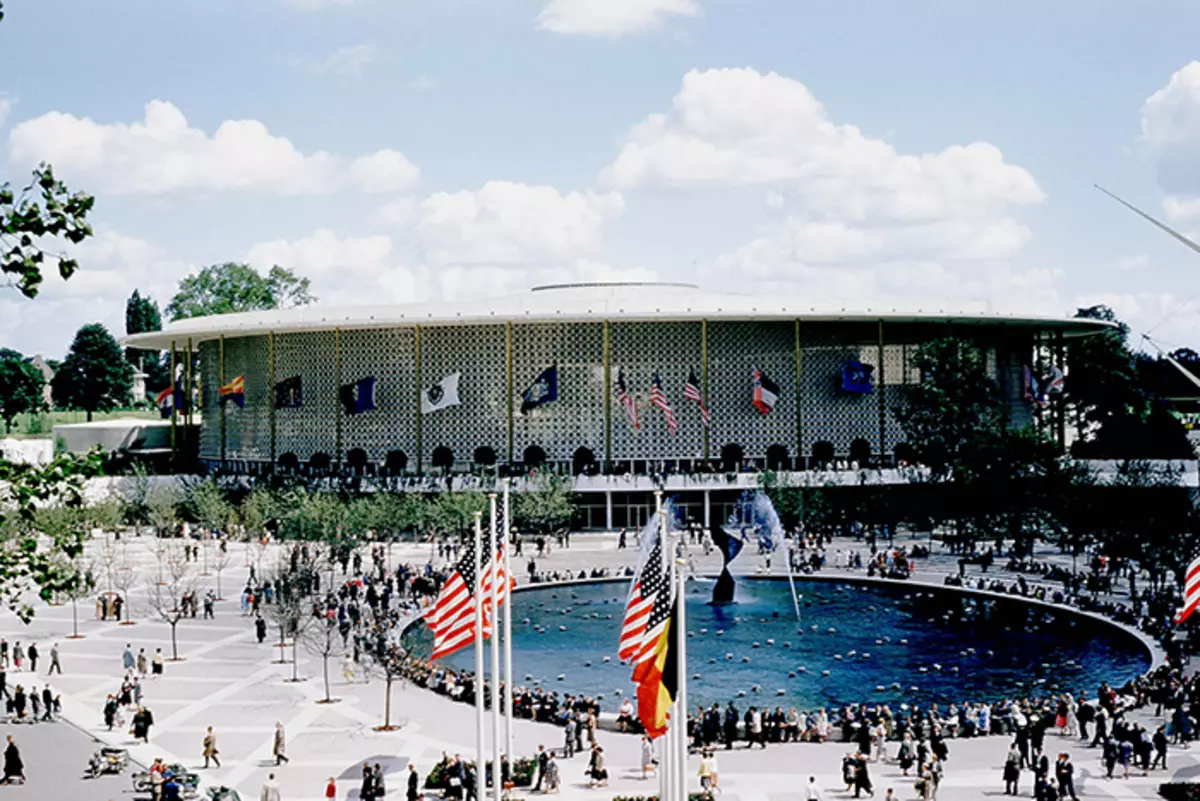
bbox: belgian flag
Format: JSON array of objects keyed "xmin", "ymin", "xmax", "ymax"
[{"xmin": 631, "ymin": 556, "xmax": 680, "ymax": 739}]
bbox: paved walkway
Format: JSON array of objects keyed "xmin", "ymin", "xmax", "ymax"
[{"xmin": 0, "ymin": 531, "xmax": 1185, "ymax": 801}]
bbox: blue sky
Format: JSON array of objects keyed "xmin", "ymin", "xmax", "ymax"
[{"xmin": 4, "ymin": 0, "xmax": 1200, "ymax": 357}]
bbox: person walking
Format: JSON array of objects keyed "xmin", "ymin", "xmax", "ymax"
[
  {"xmin": 47, "ymin": 643, "xmax": 61, "ymax": 675},
  {"xmin": 40, "ymin": 685, "xmax": 52, "ymax": 721},
  {"xmin": 641, "ymin": 735, "xmax": 656, "ymax": 779},
  {"xmin": 372, "ymin": 764, "xmax": 386, "ymax": 799},
  {"xmin": 804, "ymin": 776, "xmax": 825, "ymax": 801},
  {"xmin": 407, "ymin": 763, "xmax": 420, "ymax": 801},
  {"xmin": 2, "ymin": 736, "xmax": 23, "ymax": 785},
  {"xmin": 1152, "ymin": 726, "xmax": 1169, "ymax": 771},
  {"xmin": 203, "ymin": 726, "xmax": 221, "ymax": 768},
  {"xmin": 853, "ymin": 751, "xmax": 874, "ymax": 798},
  {"xmin": 152, "ymin": 648, "xmax": 164, "ymax": 677},
  {"xmin": 132, "ymin": 704, "xmax": 154, "ymax": 744},
  {"xmin": 1056, "ymin": 753, "xmax": 1077, "ymax": 801},
  {"xmin": 360, "ymin": 764, "xmax": 375, "ymax": 801},
  {"xmin": 26, "ymin": 644, "xmax": 37, "ymax": 674},
  {"xmin": 274, "ymin": 722, "xmax": 290, "ymax": 765},
  {"xmin": 136, "ymin": 648, "xmax": 148, "ymax": 677},
  {"xmin": 12, "ymin": 642, "xmax": 23, "ymax": 672},
  {"xmin": 123, "ymin": 643, "xmax": 135, "ymax": 672},
  {"xmin": 1004, "ymin": 743, "xmax": 1021, "ymax": 795},
  {"xmin": 260, "ymin": 772, "xmax": 282, "ymax": 801}
]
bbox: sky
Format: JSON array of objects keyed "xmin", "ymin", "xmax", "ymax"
[{"xmin": 4, "ymin": 0, "xmax": 1200, "ymax": 358}]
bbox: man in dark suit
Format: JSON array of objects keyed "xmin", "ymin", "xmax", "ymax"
[{"xmin": 407, "ymin": 763, "xmax": 420, "ymax": 801}]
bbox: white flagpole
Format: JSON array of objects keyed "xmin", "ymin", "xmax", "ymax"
[
  {"xmin": 675, "ymin": 538, "xmax": 689, "ymax": 801},
  {"xmin": 473, "ymin": 511, "xmax": 486, "ymax": 794},
  {"xmin": 489, "ymin": 493, "xmax": 502, "ymax": 801},
  {"xmin": 654, "ymin": 492, "xmax": 669, "ymax": 801},
  {"xmin": 503, "ymin": 481, "xmax": 514, "ymax": 762}
]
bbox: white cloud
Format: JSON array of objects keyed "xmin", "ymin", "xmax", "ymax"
[
  {"xmin": 537, "ymin": 0, "xmax": 699, "ymax": 37},
  {"xmin": 245, "ymin": 229, "xmax": 417, "ymax": 306},
  {"xmin": 1116, "ymin": 254, "xmax": 1150, "ymax": 273},
  {"xmin": 308, "ymin": 44, "xmax": 376, "ymax": 77},
  {"xmin": 1142, "ymin": 62, "xmax": 1200, "ymax": 223},
  {"xmin": 413, "ymin": 181, "xmax": 624, "ymax": 266},
  {"xmin": 0, "ymin": 97, "xmax": 13, "ymax": 129},
  {"xmin": 7, "ymin": 100, "xmax": 419, "ymax": 196}
]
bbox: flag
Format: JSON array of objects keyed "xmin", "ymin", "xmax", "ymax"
[
  {"xmin": 1024, "ymin": 366, "xmax": 1047, "ymax": 407},
  {"xmin": 426, "ymin": 537, "xmax": 505, "ymax": 660},
  {"xmin": 219, "ymin": 376, "xmax": 245, "ymax": 409},
  {"xmin": 649, "ymin": 372, "xmax": 678, "ymax": 434},
  {"xmin": 614, "ymin": 368, "xmax": 640, "ymax": 431},
  {"xmin": 1046, "ymin": 365, "xmax": 1065, "ymax": 395},
  {"xmin": 683, "ymin": 370, "xmax": 710, "ymax": 427},
  {"xmin": 156, "ymin": 387, "xmax": 174, "ymax": 419},
  {"xmin": 520, "ymin": 363, "xmax": 559, "ymax": 414},
  {"xmin": 752, "ymin": 368, "xmax": 779, "ymax": 415},
  {"xmin": 841, "ymin": 360, "xmax": 874, "ymax": 395},
  {"xmin": 629, "ymin": 539, "xmax": 678, "ymax": 739},
  {"xmin": 1176, "ymin": 555, "xmax": 1200, "ymax": 624},
  {"xmin": 618, "ymin": 513, "xmax": 663, "ymax": 662},
  {"xmin": 274, "ymin": 376, "xmax": 303, "ymax": 409},
  {"xmin": 340, "ymin": 377, "xmax": 377, "ymax": 416},
  {"xmin": 422, "ymin": 372, "xmax": 462, "ymax": 414}
]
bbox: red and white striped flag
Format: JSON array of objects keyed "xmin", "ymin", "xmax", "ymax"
[
  {"xmin": 615, "ymin": 368, "xmax": 640, "ymax": 431},
  {"xmin": 649, "ymin": 372, "xmax": 678, "ymax": 435},
  {"xmin": 426, "ymin": 537, "xmax": 508, "ymax": 660},
  {"xmin": 1175, "ymin": 555, "xmax": 1200, "ymax": 624},
  {"xmin": 683, "ymin": 369, "xmax": 710, "ymax": 427}
]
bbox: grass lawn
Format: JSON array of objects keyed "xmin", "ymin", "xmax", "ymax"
[{"xmin": 3, "ymin": 409, "xmax": 159, "ymax": 438}]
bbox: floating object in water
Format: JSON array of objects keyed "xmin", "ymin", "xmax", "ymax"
[
  {"xmin": 891, "ymin": 682, "xmax": 902, "ymax": 690},
  {"xmin": 797, "ymin": 666, "xmax": 807, "ymax": 673},
  {"xmin": 875, "ymin": 639, "xmax": 883, "ymax": 645},
  {"xmin": 525, "ymin": 674, "xmax": 534, "ymax": 680},
  {"xmin": 950, "ymin": 666, "xmax": 959, "ymax": 673},
  {"xmin": 725, "ymin": 653, "xmax": 734, "ymax": 660},
  {"xmin": 559, "ymin": 625, "xmax": 568, "ymax": 631},
  {"xmin": 909, "ymin": 686, "xmax": 919, "ymax": 692},
  {"xmin": 827, "ymin": 627, "xmax": 837, "ymax": 633},
  {"xmin": 783, "ymin": 641, "xmax": 792, "ymax": 648},
  {"xmin": 967, "ymin": 647, "xmax": 976, "ymax": 654},
  {"xmin": 861, "ymin": 653, "xmax": 871, "ymax": 659},
  {"xmin": 716, "ymin": 630, "xmax": 725, "ymax": 636},
  {"xmin": 766, "ymin": 638, "xmax": 775, "ymax": 646},
  {"xmin": 741, "ymin": 656, "xmax": 751, "ymax": 663},
  {"xmin": 597, "ymin": 694, "xmax": 604, "ymax": 701},
  {"xmin": 733, "ymin": 617, "xmax": 741, "ymax": 623},
  {"xmin": 788, "ymin": 672, "xmax": 796, "ymax": 678},
  {"xmin": 614, "ymin": 689, "xmax": 622, "ymax": 695},
  {"xmin": 751, "ymin": 685, "xmax": 761, "ymax": 693},
  {"xmin": 777, "ymin": 689, "xmax": 786, "ymax": 696},
  {"xmin": 847, "ymin": 650, "xmax": 856, "ymax": 657},
  {"xmin": 833, "ymin": 655, "xmax": 843, "ymax": 661},
  {"xmin": 933, "ymin": 664, "xmax": 942, "ymax": 671},
  {"xmin": 688, "ymin": 632, "xmax": 695, "ymax": 638},
  {"xmin": 737, "ymin": 690, "xmax": 746, "ymax": 697},
  {"xmin": 584, "ymin": 661, "xmax": 591, "ymax": 667},
  {"xmin": 522, "ymin": 618, "xmax": 531, "ymax": 625},
  {"xmin": 876, "ymin": 685, "xmax": 885, "ymax": 692},
  {"xmin": 918, "ymin": 667, "xmax": 928, "ymax": 673},
  {"xmin": 821, "ymin": 670, "xmax": 831, "ymax": 676},
  {"xmin": 752, "ymin": 642, "xmax": 760, "ymax": 649},
  {"xmin": 557, "ymin": 674, "xmax": 565, "ymax": 681},
  {"xmin": 899, "ymin": 639, "xmax": 908, "ymax": 645},
  {"xmin": 811, "ymin": 625, "xmax": 818, "ymax": 631},
  {"xmin": 605, "ymin": 614, "xmax": 613, "ymax": 620},
  {"xmin": 699, "ymin": 628, "xmax": 708, "ymax": 635},
  {"xmin": 602, "ymin": 656, "xmax": 611, "ymax": 663},
  {"xmin": 693, "ymin": 674, "xmax": 701, "ymax": 680},
  {"xmin": 708, "ymin": 658, "xmax": 716, "ymax": 664}
]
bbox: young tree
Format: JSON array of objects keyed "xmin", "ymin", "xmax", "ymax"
[
  {"xmin": 189, "ymin": 478, "xmax": 232, "ymax": 538},
  {"xmin": 33, "ymin": 504, "xmax": 94, "ymax": 638},
  {"xmin": 1, "ymin": 163, "xmax": 95, "ymax": 298},
  {"xmin": 51, "ymin": 323, "xmax": 133, "ymax": 420},
  {"xmin": 212, "ymin": 541, "xmax": 233, "ymax": 600},
  {"xmin": 362, "ymin": 613, "xmax": 409, "ymax": 731},
  {"xmin": 118, "ymin": 463, "xmax": 152, "ymax": 536},
  {"xmin": 0, "ymin": 356, "xmax": 46, "ymax": 433},
  {"xmin": 146, "ymin": 542, "xmax": 198, "ymax": 660},
  {"xmin": 302, "ymin": 615, "xmax": 345, "ymax": 703},
  {"xmin": 165, "ymin": 263, "xmax": 315, "ymax": 321},
  {"xmin": 145, "ymin": 485, "xmax": 181, "ymax": 538},
  {"xmin": 111, "ymin": 545, "xmax": 139, "ymax": 624},
  {"xmin": 513, "ymin": 472, "xmax": 576, "ymax": 536}
]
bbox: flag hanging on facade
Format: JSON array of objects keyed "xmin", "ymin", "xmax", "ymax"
[
  {"xmin": 615, "ymin": 368, "xmax": 640, "ymax": 431},
  {"xmin": 156, "ymin": 387, "xmax": 174, "ymax": 419},
  {"xmin": 422, "ymin": 372, "xmax": 462, "ymax": 414},
  {"xmin": 219, "ymin": 375, "xmax": 245, "ymax": 408},
  {"xmin": 1175, "ymin": 555, "xmax": 1200, "ymax": 624},
  {"xmin": 629, "ymin": 540, "xmax": 678, "ymax": 739},
  {"xmin": 1023, "ymin": 366, "xmax": 1048, "ymax": 407},
  {"xmin": 752, "ymin": 368, "xmax": 779, "ymax": 415},
  {"xmin": 340, "ymin": 377, "xmax": 377, "ymax": 416},
  {"xmin": 274, "ymin": 375, "xmax": 303, "ymax": 409},
  {"xmin": 1046, "ymin": 365, "xmax": 1065, "ymax": 395},
  {"xmin": 841, "ymin": 360, "xmax": 874, "ymax": 395},
  {"xmin": 649, "ymin": 372, "xmax": 679, "ymax": 434},
  {"xmin": 682, "ymin": 369, "xmax": 710, "ymax": 427},
  {"xmin": 520, "ymin": 363, "xmax": 559, "ymax": 414}
]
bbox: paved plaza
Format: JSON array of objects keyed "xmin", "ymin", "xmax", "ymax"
[{"xmin": 0, "ymin": 530, "xmax": 1187, "ymax": 801}]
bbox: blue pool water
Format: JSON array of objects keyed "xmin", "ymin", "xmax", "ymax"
[{"xmin": 403, "ymin": 578, "xmax": 1151, "ymax": 711}]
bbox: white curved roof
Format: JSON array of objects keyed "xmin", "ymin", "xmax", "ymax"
[{"xmin": 123, "ymin": 282, "xmax": 1110, "ymax": 349}]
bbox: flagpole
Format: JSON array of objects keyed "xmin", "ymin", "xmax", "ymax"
[
  {"xmin": 655, "ymin": 492, "xmax": 673, "ymax": 801},
  {"xmin": 473, "ymin": 511, "xmax": 486, "ymax": 794},
  {"xmin": 489, "ymin": 493, "xmax": 502, "ymax": 801},
  {"xmin": 503, "ymin": 481, "xmax": 514, "ymax": 762},
  {"xmin": 675, "ymin": 539, "xmax": 689, "ymax": 801}
]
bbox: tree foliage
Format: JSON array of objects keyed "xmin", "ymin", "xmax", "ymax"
[
  {"xmin": 1, "ymin": 164, "xmax": 95, "ymax": 298},
  {"xmin": 51, "ymin": 323, "xmax": 133, "ymax": 420},
  {"xmin": 513, "ymin": 471, "xmax": 576, "ymax": 534},
  {"xmin": 0, "ymin": 354, "xmax": 46, "ymax": 432},
  {"xmin": 125, "ymin": 289, "xmax": 169, "ymax": 390},
  {"xmin": 165, "ymin": 263, "xmax": 315, "ymax": 321}
]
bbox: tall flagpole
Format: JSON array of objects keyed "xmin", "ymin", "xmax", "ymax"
[
  {"xmin": 473, "ymin": 511, "xmax": 486, "ymax": 794},
  {"xmin": 654, "ymin": 492, "xmax": 671, "ymax": 801},
  {"xmin": 675, "ymin": 535, "xmax": 689, "ymax": 801},
  {"xmin": 489, "ymin": 494, "xmax": 502, "ymax": 801},
  {"xmin": 502, "ymin": 481, "xmax": 514, "ymax": 761}
]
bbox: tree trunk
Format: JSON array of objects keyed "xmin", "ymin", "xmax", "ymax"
[
  {"xmin": 385, "ymin": 676, "xmax": 393, "ymax": 728},
  {"xmin": 170, "ymin": 621, "xmax": 179, "ymax": 659},
  {"xmin": 322, "ymin": 652, "xmax": 331, "ymax": 702},
  {"xmin": 86, "ymin": 408, "xmax": 94, "ymax": 423},
  {"xmin": 291, "ymin": 638, "xmax": 299, "ymax": 681}
]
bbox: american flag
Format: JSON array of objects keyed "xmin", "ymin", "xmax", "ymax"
[
  {"xmin": 426, "ymin": 535, "xmax": 507, "ymax": 661},
  {"xmin": 649, "ymin": 372, "xmax": 678, "ymax": 434},
  {"xmin": 615, "ymin": 368, "xmax": 640, "ymax": 431},
  {"xmin": 682, "ymin": 369, "xmax": 710, "ymax": 427},
  {"xmin": 1176, "ymin": 554, "xmax": 1200, "ymax": 624},
  {"xmin": 620, "ymin": 536, "xmax": 664, "ymax": 663}
]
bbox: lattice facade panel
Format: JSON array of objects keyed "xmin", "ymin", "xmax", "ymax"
[
  {"xmin": 198, "ymin": 341, "xmax": 221, "ymax": 460},
  {"xmin": 340, "ymin": 328, "xmax": 417, "ymax": 463},
  {"xmin": 274, "ymin": 332, "xmax": 337, "ymax": 462},
  {"xmin": 511, "ymin": 322, "xmax": 604, "ymax": 463},
  {"xmin": 419, "ymin": 324, "xmax": 507, "ymax": 469},
  {"xmin": 221, "ymin": 336, "xmax": 271, "ymax": 461},
  {"xmin": 708, "ymin": 321, "xmax": 796, "ymax": 461},
  {"xmin": 799, "ymin": 323, "xmax": 881, "ymax": 459},
  {"xmin": 610, "ymin": 321, "xmax": 705, "ymax": 461}
]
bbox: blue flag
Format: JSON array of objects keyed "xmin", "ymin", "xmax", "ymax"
[
  {"xmin": 340, "ymin": 377, "xmax": 377, "ymax": 416},
  {"xmin": 842, "ymin": 360, "xmax": 875, "ymax": 395},
  {"xmin": 520, "ymin": 363, "xmax": 558, "ymax": 414}
]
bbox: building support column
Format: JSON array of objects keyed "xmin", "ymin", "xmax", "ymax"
[
  {"xmin": 703, "ymin": 489, "xmax": 711, "ymax": 529},
  {"xmin": 334, "ymin": 328, "xmax": 343, "ymax": 467},
  {"xmin": 268, "ymin": 331, "xmax": 277, "ymax": 467},
  {"xmin": 1054, "ymin": 330, "xmax": 1066, "ymax": 450},
  {"xmin": 794, "ymin": 320, "xmax": 803, "ymax": 468},
  {"xmin": 219, "ymin": 335, "xmax": 226, "ymax": 464},
  {"xmin": 603, "ymin": 320, "xmax": 612, "ymax": 469},
  {"xmin": 415, "ymin": 325, "xmax": 423, "ymax": 475},
  {"xmin": 185, "ymin": 338, "xmax": 194, "ymax": 442},
  {"xmin": 605, "ymin": 490, "xmax": 613, "ymax": 531},
  {"xmin": 169, "ymin": 342, "xmax": 177, "ymax": 469},
  {"xmin": 701, "ymin": 318, "xmax": 710, "ymax": 462},
  {"xmin": 506, "ymin": 322, "xmax": 514, "ymax": 466},
  {"xmin": 877, "ymin": 320, "xmax": 886, "ymax": 463}
]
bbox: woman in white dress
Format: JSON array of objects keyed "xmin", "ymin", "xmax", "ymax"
[{"xmin": 641, "ymin": 735, "xmax": 656, "ymax": 779}]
